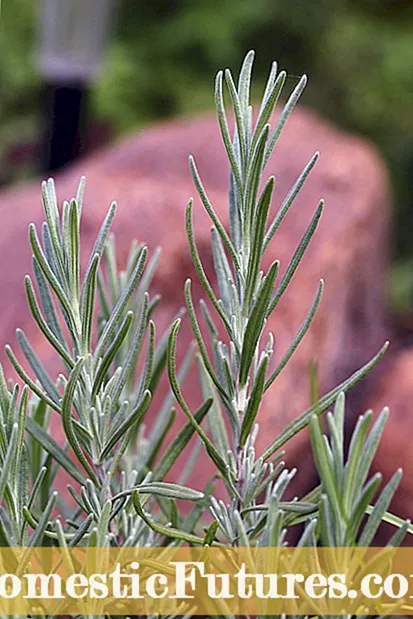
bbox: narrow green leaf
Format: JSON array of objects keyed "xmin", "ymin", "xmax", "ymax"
[
  {"xmin": 25, "ymin": 275, "xmax": 74, "ymax": 369},
  {"xmin": 42, "ymin": 221, "xmax": 65, "ymax": 288},
  {"xmin": 133, "ymin": 246, "xmax": 161, "ymax": 314},
  {"xmin": 16, "ymin": 329, "xmax": 61, "ymax": 406},
  {"xmin": 263, "ymin": 498, "xmax": 283, "ymax": 547},
  {"xmin": 387, "ymin": 519, "xmax": 411, "ymax": 547},
  {"xmin": 68, "ymin": 514, "xmax": 94, "ymax": 546},
  {"xmin": 32, "ymin": 257, "xmax": 67, "ymax": 349},
  {"xmin": 189, "ymin": 156, "xmax": 239, "ymax": 268},
  {"xmin": 62, "ymin": 199, "xmax": 70, "ymax": 270},
  {"xmin": 229, "ymin": 168, "xmax": 242, "ymax": 252},
  {"xmin": 244, "ymin": 124, "xmax": 270, "ymax": 234},
  {"xmin": 264, "ymin": 73, "xmax": 307, "ymax": 166},
  {"xmin": 5, "ymin": 345, "xmax": 61, "ymax": 413},
  {"xmin": 326, "ymin": 411, "xmax": 343, "ymax": 488},
  {"xmin": 253, "ymin": 70, "xmax": 286, "ymax": 153},
  {"xmin": 39, "ymin": 453, "xmax": 55, "ymax": 514},
  {"xmin": 204, "ymin": 519, "xmax": 219, "ymax": 546},
  {"xmin": 0, "ymin": 423, "xmax": 18, "ymax": 505},
  {"xmin": 91, "ymin": 311, "xmax": 134, "ymax": 400},
  {"xmin": 310, "ymin": 415, "xmax": 343, "ymax": 527},
  {"xmin": 28, "ymin": 490, "xmax": 57, "ymax": 547},
  {"xmin": 135, "ymin": 318, "xmax": 156, "ymax": 402},
  {"xmin": 297, "ymin": 518, "xmax": 318, "ymax": 548},
  {"xmin": 97, "ymin": 271, "xmax": 111, "ymax": 323},
  {"xmin": 105, "ymin": 234, "xmax": 119, "ymax": 304},
  {"xmin": 167, "ymin": 319, "xmax": 228, "ymax": 477},
  {"xmin": 348, "ymin": 474, "xmax": 382, "ymax": 544},
  {"xmin": 95, "ymin": 245, "xmax": 148, "ymax": 358},
  {"xmin": 61, "ymin": 358, "xmax": 98, "ymax": 485},
  {"xmin": 343, "ymin": 411, "xmax": 373, "ymax": 513},
  {"xmin": 211, "ymin": 226, "xmax": 235, "ymax": 319},
  {"xmin": 332, "ymin": 391, "xmax": 345, "ymax": 457},
  {"xmin": 148, "ymin": 331, "xmax": 193, "ymax": 447},
  {"xmin": 237, "ymin": 49, "xmax": 254, "ymax": 116},
  {"xmin": 43, "ymin": 179, "xmax": 60, "ymax": 238},
  {"xmin": 239, "ymin": 353, "xmax": 269, "ymax": 446},
  {"xmin": 82, "ymin": 202, "xmax": 117, "ymax": 298},
  {"xmin": 239, "ymin": 259, "xmax": 279, "ymax": 386},
  {"xmin": 29, "ymin": 224, "xmax": 77, "ymax": 336},
  {"xmin": 359, "ymin": 470, "xmax": 402, "ymax": 546},
  {"xmin": 200, "ymin": 298, "xmax": 218, "ymax": 339},
  {"xmin": 351, "ymin": 407, "xmax": 389, "ymax": 503},
  {"xmin": 111, "ymin": 293, "xmax": 149, "ymax": 402},
  {"xmin": 185, "ymin": 278, "xmax": 230, "ymax": 403},
  {"xmin": 186, "ymin": 199, "xmax": 232, "ymax": 335},
  {"xmin": 148, "ymin": 331, "xmax": 169, "ymax": 398},
  {"xmin": 152, "ymin": 400, "xmax": 210, "ymax": 481},
  {"xmin": 25, "ymin": 417, "xmax": 85, "ymax": 485},
  {"xmin": 214, "ymin": 71, "xmax": 243, "ymax": 197},
  {"xmin": 28, "ymin": 466, "xmax": 48, "ymax": 510},
  {"xmin": 318, "ymin": 494, "xmax": 336, "ymax": 546},
  {"xmin": 197, "ymin": 355, "xmax": 230, "ymax": 458},
  {"xmin": 75, "ymin": 175, "xmax": 86, "ymax": 217},
  {"xmin": 41, "ymin": 180, "xmax": 66, "ymax": 280},
  {"xmin": 97, "ymin": 500, "xmax": 112, "ymax": 546},
  {"xmin": 183, "ymin": 476, "xmax": 217, "ymax": 538},
  {"xmin": 366, "ymin": 507, "xmax": 413, "ymax": 537},
  {"xmin": 25, "ymin": 400, "xmax": 49, "ymax": 478},
  {"xmin": 68, "ymin": 199, "xmax": 80, "ymax": 301},
  {"xmin": 145, "ymin": 408, "xmax": 176, "ymax": 472},
  {"xmin": 98, "ymin": 389, "xmax": 151, "ymax": 462},
  {"xmin": 244, "ymin": 176, "xmax": 274, "ymax": 310},
  {"xmin": 13, "ymin": 386, "xmax": 29, "ymax": 493},
  {"xmin": 0, "ymin": 510, "xmax": 12, "ymax": 546},
  {"xmin": 80, "ymin": 253, "xmax": 99, "ymax": 354},
  {"xmin": 265, "ymin": 279, "xmax": 323, "ymax": 390},
  {"xmin": 266, "ymin": 200, "xmax": 323, "ymax": 316},
  {"xmin": 0, "ymin": 365, "xmax": 10, "ymax": 417},
  {"xmin": 260, "ymin": 60, "xmax": 278, "ymax": 111},
  {"xmin": 224, "ymin": 68, "xmax": 247, "ymax": 171},
  {"xmin": 137, "ymin": 482, "xmax": 203, "ymax": 501},
  {"xmin": 234, "ymin": 510, "xmax": 250, "ymax": 547},
  {"xmin": 262, "ymin": 341, "xmax": 389, "ymax": 461},
  {"xmin": 264, "ymin": 152, "xmax": 319, "ymax": 251},
  {"xmin": 17, "ymin": 452, "xmax": 29, "ymax": 544},
  {"xmin": 132, "ymin": 490, "xmax": 210, "ymax": 546}
]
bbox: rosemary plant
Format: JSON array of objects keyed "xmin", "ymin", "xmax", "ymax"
[
  {"xmin": 164, "ymin": 50, "xmax": 406, "ymax": 551},
  {"xmin": 3, "ymin": 180, "xmax": 207, "ymax": 551},
  {"xmin": 0, "ymin": 50, "xmax": 408, "ymax": 619}
]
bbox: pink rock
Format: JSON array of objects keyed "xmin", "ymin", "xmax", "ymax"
[{"xmin": 0, "ymin": 107, "xmax": 390, "ymax": 499}]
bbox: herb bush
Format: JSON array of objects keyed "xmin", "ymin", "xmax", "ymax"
[{"xmin": 0, "ymin": 51, "xmax": 410, "ymax": 617}]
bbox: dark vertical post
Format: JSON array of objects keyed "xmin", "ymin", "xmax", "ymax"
[
  {"xmin": 40, "ymin": 82, "xmax": 88, "ymax": 173},
  {"xmin": 36, "ymin": 0, "xmax": 114, "ymax": 174}
]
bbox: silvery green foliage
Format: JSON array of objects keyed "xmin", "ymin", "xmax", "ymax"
[
  {"xmin": 0, "ymin": 51, "xmax": 409, "ymax": 619},
  {"xmin": 3, "ymin": 178, "xmax": 206, "ymax": 554},
  {"xmin": 165, "ymin": 49, "xmax": 405, "ymax": 553}
]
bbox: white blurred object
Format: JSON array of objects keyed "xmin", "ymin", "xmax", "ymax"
[{"xmin": 36, "ymin": 0, "xmax": 114, "ymax": 82}]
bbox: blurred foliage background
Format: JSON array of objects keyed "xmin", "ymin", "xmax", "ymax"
[{"xmin": 1, "ymin": 0, "xmax": 413, "ymax": 308}]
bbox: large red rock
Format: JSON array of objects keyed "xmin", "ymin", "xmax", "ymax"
[{"xmin": 0, "ymin": 107, "xmax": 391, "ymax": 498}]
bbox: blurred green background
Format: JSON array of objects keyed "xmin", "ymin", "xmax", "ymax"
[{"xmin": 1, "ymin": 0, "xmax": 413, "ymax": 309}]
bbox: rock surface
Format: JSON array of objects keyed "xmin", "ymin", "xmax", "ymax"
[{"xmin": 0, "ymin": 107, "xmax": 391, "ymax": 497}]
